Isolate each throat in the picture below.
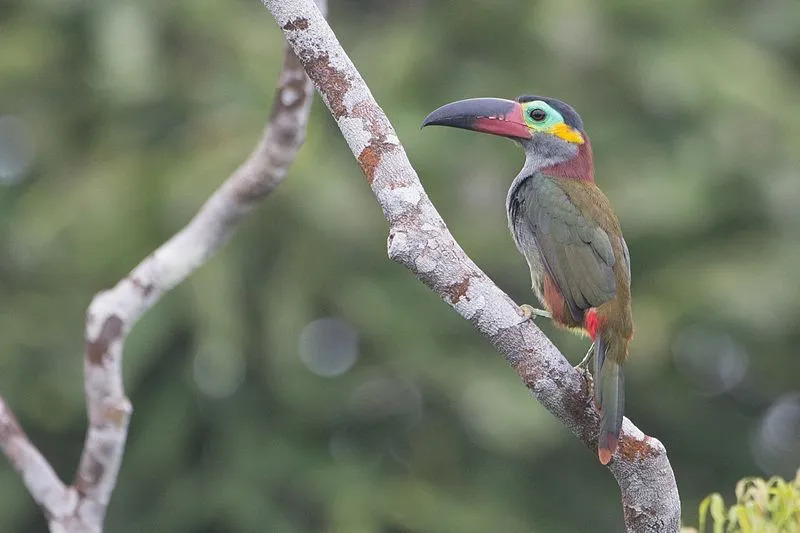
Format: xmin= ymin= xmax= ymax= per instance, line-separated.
xmin=540 ymin=138 xmax=594 ymax=182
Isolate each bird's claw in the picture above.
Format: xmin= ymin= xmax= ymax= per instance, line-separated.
xmin=577 ymin=364 xmax=594 ymax=400
xmin=519 ymin=304 xmax=551 ymax=322
xmin=574 ymin=343 xmax=596 ymax=401
xmin=574 ymin=342 xmax=594 ymax=371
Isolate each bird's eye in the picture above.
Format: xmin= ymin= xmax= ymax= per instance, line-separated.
xmin=529 ymin=108 xmax=547 ymax=122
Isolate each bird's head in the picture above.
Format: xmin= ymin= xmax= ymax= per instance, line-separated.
xmin=422 ymin=95 xmax=591 ymax=177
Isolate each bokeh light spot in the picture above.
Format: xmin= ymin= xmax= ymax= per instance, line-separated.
xmin=753 ymin=393 xmax=800 ymax=477
xmin=192 ymin=343 xmax=246 ymax=399
xmin=671 ymin=326 xmax=748 ymax=396
xmin=298 ymin=318 xmax=359 ymax=377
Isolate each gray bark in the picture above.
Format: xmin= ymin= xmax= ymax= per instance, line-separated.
xmin=0 ymin=3 xmax=323 ymax=528
xmin=260 ymin=1 xmax=681 ymax=530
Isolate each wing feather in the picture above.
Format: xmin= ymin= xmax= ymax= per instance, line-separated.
xmin=522 ymin=177 xmax=617 ymax=321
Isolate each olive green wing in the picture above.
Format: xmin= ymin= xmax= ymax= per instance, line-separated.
xmin=524 ymin=178 xmax=617 ymax=322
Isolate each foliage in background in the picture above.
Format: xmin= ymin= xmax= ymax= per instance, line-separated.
xmin=1 ymin=0 xmax=800 ymax=531
xmin=682 ymin=470 xmax=800 ymax=533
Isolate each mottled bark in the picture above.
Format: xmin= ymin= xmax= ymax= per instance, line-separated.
xmin=260 ymin=1 xmax=681 ymax=530
xmin=0 ymin=1 xmax=324 ymax=528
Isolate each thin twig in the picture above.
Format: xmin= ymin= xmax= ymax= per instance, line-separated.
xmin=260 ymin=1 xmax=681 ymax=530
xmin=0 ymin=0 xmax=324 ymax=527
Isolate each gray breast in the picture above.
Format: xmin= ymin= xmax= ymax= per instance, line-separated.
xmin=506 ymin=173 xmax=546 ymax=302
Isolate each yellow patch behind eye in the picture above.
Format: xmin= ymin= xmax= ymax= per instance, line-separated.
xmin=548 ymin=122 xmax=584 ymax=144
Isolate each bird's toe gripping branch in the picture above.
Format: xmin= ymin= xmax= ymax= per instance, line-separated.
xmin=519 ymin=304 xmax=552 ymax=322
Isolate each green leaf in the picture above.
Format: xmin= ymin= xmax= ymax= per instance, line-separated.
xmin=693 ymin=471 xmax=800 ymax=532
xmin=709 ymin=493 xmax=726 ymax=533
xmin=698 ymin=494 xmax=714 ymax=533
xmin=734 ymin=505 xmax=751 ymax=533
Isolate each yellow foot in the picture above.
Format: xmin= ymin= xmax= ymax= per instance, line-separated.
xmin=519 ymin=304 xmax=551 ymax=321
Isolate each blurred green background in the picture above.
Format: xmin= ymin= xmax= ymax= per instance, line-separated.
xmin=2 ymin=0 xmax=800 ymax=531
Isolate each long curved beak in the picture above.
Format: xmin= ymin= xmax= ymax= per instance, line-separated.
xmin=421 ymin=97 xmax=531 ymax=140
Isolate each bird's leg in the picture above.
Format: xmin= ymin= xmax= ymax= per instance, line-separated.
xmin=575 ymin=342 xmax=595 ymax=370
xmin=575 ymin=342 xmax=596 ymax=398
xmin=519 ymin=304 xmax=551 ymax=321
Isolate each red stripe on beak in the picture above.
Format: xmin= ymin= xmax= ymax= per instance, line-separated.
xmin=472 ymin=103 xmax=530 ymax=139
xmin=422 ymin=98 xmax=531 ymax=140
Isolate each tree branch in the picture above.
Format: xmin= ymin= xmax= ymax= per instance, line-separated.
xmin=0 ymin=397 xmax=77 ymax=529
xmin=0 ymin=1 xmax=324 ymax=527
xmin=260 ymin=1 xmax=681 ymax=531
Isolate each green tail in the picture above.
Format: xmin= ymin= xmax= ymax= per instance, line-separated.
xmin=594 ymin=336 xmax=625 ymax=465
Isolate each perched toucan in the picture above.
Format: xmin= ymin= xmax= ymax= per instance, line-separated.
xmin=422 ymin=96 xmax=633 ymax=465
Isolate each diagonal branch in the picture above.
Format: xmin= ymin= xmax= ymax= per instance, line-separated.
xmin=74 ymin=47 xmax=317 ymax=530
xmin=0 ymin=1 xmax=324 ymax=528
xmin=0 ymin=397 xmax=77 ymax=526
xmin=260 ymin=1 xmax=681 ymax=531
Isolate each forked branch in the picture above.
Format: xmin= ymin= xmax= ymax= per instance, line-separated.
xmin=260 ymin=1 xmax=680 ymax=530
xmin=0 ymin=2 xmax=323 ymax=528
